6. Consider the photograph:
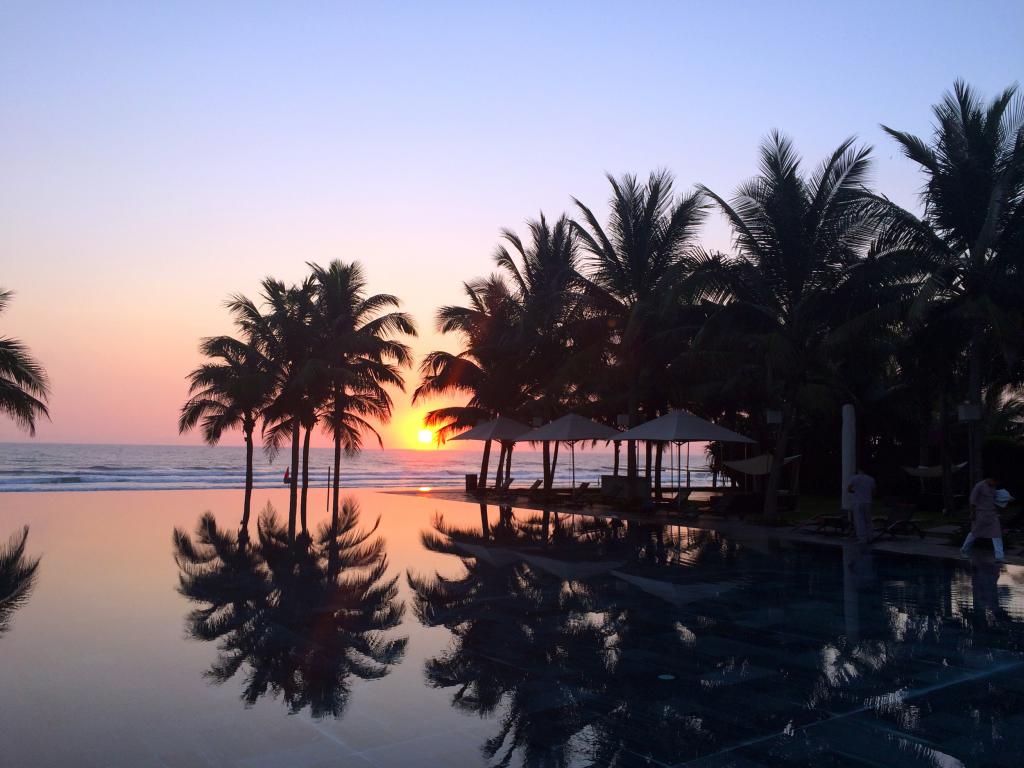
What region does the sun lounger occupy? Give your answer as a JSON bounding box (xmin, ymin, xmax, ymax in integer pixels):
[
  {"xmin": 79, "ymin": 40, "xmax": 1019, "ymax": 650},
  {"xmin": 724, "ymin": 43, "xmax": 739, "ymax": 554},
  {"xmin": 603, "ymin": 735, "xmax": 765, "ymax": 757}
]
[
  {"xmin": 564, "ymin": 482, "xmax": 591, "ymax": 508},
  {"xmin": 516, "ymin": 479, "xmax": 542, "ymax": 500},
  {"xmin": 796, "ymin": 513, "xmax": 849, "ymax": 535},
  {"xmin": 872, "ymin": 506, "xmax": 925, "ymax": 540},
  {"xmin": 494, "ymin": 477, "xmax": 515, "ymax": 499}
]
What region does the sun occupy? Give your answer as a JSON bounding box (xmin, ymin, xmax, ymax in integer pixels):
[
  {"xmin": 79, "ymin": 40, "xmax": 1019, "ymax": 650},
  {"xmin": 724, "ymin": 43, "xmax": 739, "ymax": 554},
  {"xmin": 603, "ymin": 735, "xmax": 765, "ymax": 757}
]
[{"xmin": 417, "ymin": 428, "xmax": 434, "ymax": 445}]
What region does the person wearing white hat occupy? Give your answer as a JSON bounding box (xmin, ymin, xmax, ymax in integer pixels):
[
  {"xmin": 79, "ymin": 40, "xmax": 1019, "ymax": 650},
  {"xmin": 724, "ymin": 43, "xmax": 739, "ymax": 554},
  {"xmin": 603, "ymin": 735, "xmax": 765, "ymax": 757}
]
[{"xmin": 961, "ymin": 476, "xmax": 1009, "ymax": 562}]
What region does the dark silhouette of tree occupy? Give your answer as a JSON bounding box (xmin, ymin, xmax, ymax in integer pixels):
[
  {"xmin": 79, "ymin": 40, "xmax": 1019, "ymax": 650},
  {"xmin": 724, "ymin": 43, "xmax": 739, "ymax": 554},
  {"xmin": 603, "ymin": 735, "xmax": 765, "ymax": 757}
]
[
  {"xmin": 698, "ymin": 133, "xmax": 883, "ymax": 516},
  {"xmin": 179, "ymin": 334, "xmax": 275, "ymax": 532},
  {"xmin": 308, "ymin": 260, "xmax": 416, "ymax": 525},
  {"xmin": 413, "ymin": 276, "xmax": 525, "ymax": 488},
  {"xmin": 572, "ymin": 171, "xmax": 709, "ymax": 479},
  {"xmin": 228, "ymin": 279, "xmax": 318, "ymax": 539},
  {"xmin": 875, "ymin": 81, "xmax": 1024, "ymax": 486},
  {"xmin": 0, "ymin": 288, "xmax": 49, "ymax": 436}
]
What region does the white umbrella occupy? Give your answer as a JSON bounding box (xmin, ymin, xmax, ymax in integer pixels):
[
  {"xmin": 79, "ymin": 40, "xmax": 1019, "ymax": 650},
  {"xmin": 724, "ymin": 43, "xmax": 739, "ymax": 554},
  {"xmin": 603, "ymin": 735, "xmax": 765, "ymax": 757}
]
[
  {"xmin": 449, "ymin": 416, "xmax": 531, "ymax": 442},
  {"xmin": 520, "ymin": 414, "xmax": 618, "ymax": 489},
  {"xmin": 451, "ymin": 418, "xmax": 530, "ymax": 491},
  {"xmin": 616, "ymin": 410, "xmax": 754, "ymax": 492},
  {"xmin": 616, "ymin": 410, "xmax": 754, "ymax": 444}
]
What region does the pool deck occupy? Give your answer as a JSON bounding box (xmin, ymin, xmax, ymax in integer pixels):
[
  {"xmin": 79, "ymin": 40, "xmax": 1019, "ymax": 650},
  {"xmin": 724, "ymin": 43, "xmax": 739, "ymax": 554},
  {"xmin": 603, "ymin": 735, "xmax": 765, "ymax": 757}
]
[{"xmin": 389, "ymin": 487, "xmax": 1024, "ymax": 567}]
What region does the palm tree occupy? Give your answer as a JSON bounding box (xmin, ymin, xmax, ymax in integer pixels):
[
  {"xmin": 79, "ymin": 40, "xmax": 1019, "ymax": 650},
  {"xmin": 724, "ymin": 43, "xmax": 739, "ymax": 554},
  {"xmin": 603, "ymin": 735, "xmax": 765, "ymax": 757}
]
[
  {"xmin": 0, "ymin": 289, "xmax": 50, "ymax": 436},
  {"xmin": 0, "ymin": 526, "xmax": 40, "ymax": 638},
  {"xmin": 572, "ymin": 171, "xmax": 708, "ymax": 479},
  {"xmin": 179, "ymin": 334, "xmax": 275, "ymax": 532},
  {"xmin": 698, "ymin": 132, "xmax": 882, "ymax": 517},
  {"xmin": 876, "ymin": 81, "xmax": 1024, "ymax": 485},
  {"xmin": 229, "ymin": 278, "xmax": 317, "ymax": 540},
  {"xmin": 308, "ymin": 260, "xmax": 416, "ymax": 525},
  {"xmin": 413, "ymin": 275, "xmax": 525, "ymax": 489},
  {"xmin": 493, "ymin": 213, "xmax": 586, "ymax": 489}
]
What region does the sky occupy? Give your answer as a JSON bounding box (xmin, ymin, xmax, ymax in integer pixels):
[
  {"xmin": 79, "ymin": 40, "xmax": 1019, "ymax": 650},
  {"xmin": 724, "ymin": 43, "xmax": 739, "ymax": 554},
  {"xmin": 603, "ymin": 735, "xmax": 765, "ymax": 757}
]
[{"xmin": 1, "ymin": 1, "xmax": 1022, "ymax": 449}]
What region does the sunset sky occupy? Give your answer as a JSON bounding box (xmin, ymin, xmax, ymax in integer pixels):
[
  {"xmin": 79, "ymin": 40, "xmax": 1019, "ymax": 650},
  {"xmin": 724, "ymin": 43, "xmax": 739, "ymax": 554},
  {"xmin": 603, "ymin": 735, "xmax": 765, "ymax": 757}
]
[{"xmin": 2, "ymin": 1, "xmax": 1021, "ymax": 449}]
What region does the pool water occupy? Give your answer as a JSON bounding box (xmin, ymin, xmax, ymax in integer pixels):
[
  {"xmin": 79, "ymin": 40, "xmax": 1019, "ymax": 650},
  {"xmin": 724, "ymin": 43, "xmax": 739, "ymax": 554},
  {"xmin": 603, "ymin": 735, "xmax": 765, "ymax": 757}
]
[{"xmin": 1, "ymin": 489, "xmax": 1022, "ymax": 767}]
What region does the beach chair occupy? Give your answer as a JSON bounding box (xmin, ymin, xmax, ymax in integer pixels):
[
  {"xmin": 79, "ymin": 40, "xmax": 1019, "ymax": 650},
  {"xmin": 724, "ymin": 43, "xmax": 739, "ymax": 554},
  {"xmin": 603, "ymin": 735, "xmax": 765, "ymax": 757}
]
[
  {"xmin": 796, "ymin": 513, "xmax": 849, "ymax": 535},
  {"xmin": 495, "ymin": 476, "xmax": 515, "ymax": 499},
  {"xmin": 872, "ymin": 506, "xmax": 925, "ymax": 540},
  {"xmin": 564, "ymin": 482, "xmax": 591, "ymax": 508},
  {"xmin": 517, "ymin": 479, "xmax": 542, "ymax": 501}
]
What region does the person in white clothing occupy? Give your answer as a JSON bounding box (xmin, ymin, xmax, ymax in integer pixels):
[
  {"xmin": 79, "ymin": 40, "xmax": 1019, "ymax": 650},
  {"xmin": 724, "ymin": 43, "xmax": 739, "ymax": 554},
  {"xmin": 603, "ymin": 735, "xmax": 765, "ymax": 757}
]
[
  {"xmin": 847, "ymin": 468, "xmax": 877, "ymax": 544},
  {"xmin": 961, "ymin": 477, "xmax": 1011, "ymax": 562}
]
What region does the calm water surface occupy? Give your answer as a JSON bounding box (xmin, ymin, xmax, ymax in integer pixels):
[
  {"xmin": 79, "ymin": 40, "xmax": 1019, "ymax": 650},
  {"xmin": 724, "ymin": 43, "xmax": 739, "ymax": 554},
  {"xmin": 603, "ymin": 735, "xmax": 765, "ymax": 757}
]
[{"xmin": 1, "ymin": 488, "xmax": 1022, "ymax": 767}]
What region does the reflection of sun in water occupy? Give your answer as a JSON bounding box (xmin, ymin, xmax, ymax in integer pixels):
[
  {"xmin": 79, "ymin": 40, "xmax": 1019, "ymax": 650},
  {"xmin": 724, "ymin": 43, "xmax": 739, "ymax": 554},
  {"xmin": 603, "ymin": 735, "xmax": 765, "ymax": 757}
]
[{"xmin": 417, "ymin": 428, "xmax": 433, "ymax": 445}]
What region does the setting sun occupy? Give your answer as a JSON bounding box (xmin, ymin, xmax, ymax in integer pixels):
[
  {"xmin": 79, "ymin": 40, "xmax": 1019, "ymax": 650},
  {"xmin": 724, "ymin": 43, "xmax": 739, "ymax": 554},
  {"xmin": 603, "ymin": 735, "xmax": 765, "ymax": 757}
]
[{"xmin": 417, "ymin": 428, "xmax": 433, "ymax": 445}]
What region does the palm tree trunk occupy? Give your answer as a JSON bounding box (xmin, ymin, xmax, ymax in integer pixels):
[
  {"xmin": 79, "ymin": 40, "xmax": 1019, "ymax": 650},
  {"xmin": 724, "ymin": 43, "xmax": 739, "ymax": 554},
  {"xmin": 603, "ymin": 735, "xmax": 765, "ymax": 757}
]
[
  {"xmin": 327, "ymin": 493, "xmax": 339, "ymax": 577},
  {"xmin": 543, "ymin": 441, "xmax": 552, "ymax": 490},
  {"xmin": 241, "ymin": 426, "xmax": 255, "ymax": 532},
  {"xmin": 300, "ymin": 425, "xmax": 312, "ymax": 534},
  {"xmin": 968, "ymin": 324, "xmax": 984, "ymax": 487},
  {"xmin": 288, "ymin": 418, "xmax": 300, "ymax": 541},
  {"xmin": 645, "ymin": 442, "xmax": 653, "ymax": 483},
  {"xmin": 613, "ymin": 441, "xmax": 620, "ymax": 476},
  {"xmin": 626, "ymin": 388, "xmax": 639, "ymax": 479},
  {"xmin": 551, "ymin": 442, "xmax": 559, "ymax": 487},
  {"xmin": 939, "ymin": 389, "xmax": 955, "ymax": 514},
  {"xmin": 504, "ymin": 443, "xmax": 513, "ymax": 485},
  {"xmin": 332, "ymin": 433, "xmax": 342, "ymax": 519},
  {"xmin": 495, "ymin": 442, "xmax": 506, "ymax": 488},
  {"xmin": 479, "ymin": 439, "xmax": 492, "ymax": 492},
  {"xmin": 654, "ymin": 443, "xmax": 663, "ymax": 500},
  {"xmin": 763, "ymin": 403, "xmax": 795, "ymax": 519}
]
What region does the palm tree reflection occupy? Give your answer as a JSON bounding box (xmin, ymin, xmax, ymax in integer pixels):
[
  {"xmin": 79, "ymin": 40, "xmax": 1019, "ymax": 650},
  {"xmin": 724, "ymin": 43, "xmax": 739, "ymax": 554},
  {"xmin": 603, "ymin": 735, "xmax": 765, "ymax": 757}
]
[
  {"xmin": 173, "ymin": 499, "xmax": 406, "ymax": 718},
  {"xmin": 411, "ymin": 505, "xmax": 1024, "ymax": 765},
  {"xmin": 409, "ymin": 509, "xmax": 614, "ymax": 767},
  {"xmin": 0, "ymin": 525, "xmax": 40, "ymax": 638}
]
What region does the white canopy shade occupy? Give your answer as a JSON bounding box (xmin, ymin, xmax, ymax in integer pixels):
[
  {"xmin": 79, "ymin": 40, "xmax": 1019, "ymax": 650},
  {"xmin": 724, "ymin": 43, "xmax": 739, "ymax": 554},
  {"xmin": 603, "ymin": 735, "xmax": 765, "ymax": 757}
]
[
  {"xmin": 519, "ymin": 414, "xmax": 618, "ymax": 443},
  {"xmin": 723, "ymin": 454, "xmax": 801, "ymax": 476},
  {"xmin": 518, "ymin": 414, "xmax": 617, "ymax": 490},
  {"xmin": 902, "ymin": 462, "xmax": 968, "ymax": 479},
  {"xmin": 615, "ymin": 409, "xmax": 754, "ymax": 444},
  {"xmin": 450, "ymin": 416, "xmax": 531, "ymax": 442}
]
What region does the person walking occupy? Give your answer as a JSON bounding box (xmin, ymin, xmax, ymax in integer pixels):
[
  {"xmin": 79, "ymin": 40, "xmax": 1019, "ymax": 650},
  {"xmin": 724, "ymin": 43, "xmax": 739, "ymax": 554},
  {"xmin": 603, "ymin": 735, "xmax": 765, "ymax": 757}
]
[
  {"xmin": 848, "ymin": 467, "xmax": 876, "ymax": 545},
  {"xmin": 961, "ymin": 476, "xmax": 1005, "ymax": 562}
]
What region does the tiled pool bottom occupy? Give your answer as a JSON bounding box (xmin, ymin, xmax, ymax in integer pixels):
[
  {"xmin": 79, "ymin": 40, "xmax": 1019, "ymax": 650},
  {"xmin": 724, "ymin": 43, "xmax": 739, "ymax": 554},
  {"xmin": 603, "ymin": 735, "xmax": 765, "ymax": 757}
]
[{"xmin": 1, "ymin": 490, "xmax": 1022, "ymax": 767}]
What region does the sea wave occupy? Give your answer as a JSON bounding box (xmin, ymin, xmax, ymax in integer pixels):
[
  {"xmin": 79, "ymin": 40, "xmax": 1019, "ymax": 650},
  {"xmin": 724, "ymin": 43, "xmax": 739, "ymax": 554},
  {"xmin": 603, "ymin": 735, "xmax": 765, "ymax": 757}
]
[{"xmin": 0, "ymin": 442, "xmax": 712, "ymax": 492}]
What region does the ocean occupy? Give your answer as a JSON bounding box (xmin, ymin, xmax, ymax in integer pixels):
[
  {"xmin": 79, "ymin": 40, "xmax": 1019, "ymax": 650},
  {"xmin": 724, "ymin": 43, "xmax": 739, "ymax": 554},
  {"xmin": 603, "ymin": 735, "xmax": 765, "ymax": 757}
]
[{"xmin": 0, "ymin": 442, "xmax": 712, "ymax": 492}]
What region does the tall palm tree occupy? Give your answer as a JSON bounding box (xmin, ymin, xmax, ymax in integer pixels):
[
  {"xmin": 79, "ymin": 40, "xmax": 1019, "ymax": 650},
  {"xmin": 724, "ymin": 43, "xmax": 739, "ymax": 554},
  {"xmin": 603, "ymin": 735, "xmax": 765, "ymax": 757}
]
[
  {"xmin": 493, "ymin": 213, "xmax": 586, "ymax": 489},
  {"xmin": 229, "ymin": 278, "xmax": 317, "ymax": 541},
  {"xmin": 0, "ymin": 289, "xmax": 50, "ymax": 436},
  {"xmin": 572, "ymin": 171, "xmax": 708, "ymax": 478},
  {"xmin": 413, "ymin": 275, "xmax": 525, "ymax": 489},
  {"xmin": 876, "ymin": 81, "xmax": 1024, "ymax": 485},
  {"xmin": 308, "ymin": 260, "xmax": 416, "ymax": 525},
  {"xmin": 0, "ymin": 525, "xmax": 40, "ymax": 638},
  {"xmin": 698, "ymin": 132, "xmax": 882, "ymax": 517},
  {"xmin": 179, "ymin": 333, "xmax": 275, "ymax": 532}
]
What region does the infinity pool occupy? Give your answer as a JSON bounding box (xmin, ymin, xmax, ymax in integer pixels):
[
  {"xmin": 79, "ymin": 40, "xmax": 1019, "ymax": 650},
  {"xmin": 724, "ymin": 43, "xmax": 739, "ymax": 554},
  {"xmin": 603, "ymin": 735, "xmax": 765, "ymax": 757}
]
[{"xmin": 1, "ymin": 489, "xmax": 1021, "ymax": 766}]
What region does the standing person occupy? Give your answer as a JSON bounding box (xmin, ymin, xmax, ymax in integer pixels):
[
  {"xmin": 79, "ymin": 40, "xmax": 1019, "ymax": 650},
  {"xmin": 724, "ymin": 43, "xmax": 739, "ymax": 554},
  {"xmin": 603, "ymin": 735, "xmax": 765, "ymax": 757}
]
[
  {"xmin": 848, "ymin": 467, "xmax": 877, "ymax": 545},
  {"xmin": 961, "ymin": 476, "xmax": 1005, "ymax": 562}
]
